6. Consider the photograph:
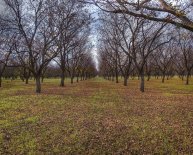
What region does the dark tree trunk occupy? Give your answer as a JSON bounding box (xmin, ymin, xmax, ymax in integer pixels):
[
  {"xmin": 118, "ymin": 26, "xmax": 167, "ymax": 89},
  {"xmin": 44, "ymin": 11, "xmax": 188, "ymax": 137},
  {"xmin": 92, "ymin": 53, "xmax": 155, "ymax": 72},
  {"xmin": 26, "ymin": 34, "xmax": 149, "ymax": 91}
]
[
  {"xmin": 60, "ymin": 71, "xmax": 65, "ymax": 87},
  {"xmin": 186, "ymin": 73, "xmax": 190, "ymax": 85},
  {"xmin": 140, "ymin": 70, "xmax": 145, "ymax": 92},
  {"xmin": 25, "ymin": 78, "xmax": 29, "ymax": 84},
  {"xmin": 41, "ymin": 76, "xmax": 44, "ymax": 83},
  {"xmin": 0, "ymin": 75, "xmax": 2, "ymax": 87},
  {"xmin": 162, "ymin": 74, "xmax": 165, "ymax": 83},
  {"xmin": 124, "ymin": 76, "xmax": 128, "ymax": 86},
  {"xmin": 167, "ymin": 76, "xmax": 169, "ymax": 80},
  {"xmin": 77, "ymin": 76, "xmax": 79, "ymax": 83},
  {"xmin": 35, "ymin": 76, "xmax": 41, "ymax": 93},
  {"xmin": 116, "ymin": 73, "xmax": 119, "ymax": 83},
  {"xmin": 147, "ymin": 75, "xmax": 151, "ymax": 81},
  {"xmin": 71, "ymin": 77, "xmax": 74, "ymax": 84}
]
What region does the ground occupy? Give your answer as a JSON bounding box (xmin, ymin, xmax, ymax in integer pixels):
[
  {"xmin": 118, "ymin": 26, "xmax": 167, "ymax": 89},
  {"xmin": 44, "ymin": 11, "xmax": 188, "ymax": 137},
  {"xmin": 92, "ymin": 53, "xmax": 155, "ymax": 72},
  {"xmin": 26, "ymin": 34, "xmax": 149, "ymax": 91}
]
[{"xmin": 0, "ymin": 77, "xmax": 193, "ymax": 154}]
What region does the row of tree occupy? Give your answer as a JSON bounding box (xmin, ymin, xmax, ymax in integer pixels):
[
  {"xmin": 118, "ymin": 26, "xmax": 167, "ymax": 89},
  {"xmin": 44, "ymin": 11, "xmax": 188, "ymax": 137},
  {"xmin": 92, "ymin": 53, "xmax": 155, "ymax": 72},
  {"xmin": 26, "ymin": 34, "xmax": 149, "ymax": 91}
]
[
  {"xmin": 97, "ymin": 12, "xmax": 193, "ymax": 92},
  {"xmin": 0, "ymin": 0, "xmax": 97, "ymax": 93}
]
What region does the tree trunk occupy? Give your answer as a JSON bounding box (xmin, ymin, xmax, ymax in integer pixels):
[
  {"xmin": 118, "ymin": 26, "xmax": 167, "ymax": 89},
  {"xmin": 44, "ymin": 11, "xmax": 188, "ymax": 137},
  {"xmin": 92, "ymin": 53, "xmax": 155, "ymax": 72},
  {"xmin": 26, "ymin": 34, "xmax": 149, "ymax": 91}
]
[
  {"xmin": 140, "ymin": 71, "xmax": 145, "ymax": 92},
  {"xmin": 60, "ymin": 71, "xmax": 65, "ymax": 87},
  {"xmin": 162, "ymin": 75, "xmax": 165, "ymax": 83},
  {"xmin": 41, "ymin": 76, "xmax": 44, "ymax": 83},
  {"xmin": 81, "ymin": 73, "xmax": 84, "ymax": 81},
  {"xmin": 112, "ymin": 76, "xmax": 114, "ymax": 81},
  {"xmin": 116, "ymin": 73, "xmax": 119, "ymax": 83},
  {"xmin": 147, "ymin": 75, "xmax": 151, "ymax": 81},
  {"xmin": 124, "ymin": 76, "xmax": 128, "ymax": 86},
  {"xmin": 77, "ymin": 76, "xmax": 79, "ymax": 83},
  {"xmin": 25, "ymin": 78, "xmax": 29, "ymax": 84},
  {"xmin": 186, "ymin": 73, "xmax": 190, "ymax": 85},
  {"xmin": 35, "ymin": 76, "xmax": 41, "ymax": 93},
  {"xmin": 71, "ymin": 77, "xmax": 74, "ymax": 84},
  {"xmin": 0, "ymin": 76, "xmax": 2, "ymax": 87}
]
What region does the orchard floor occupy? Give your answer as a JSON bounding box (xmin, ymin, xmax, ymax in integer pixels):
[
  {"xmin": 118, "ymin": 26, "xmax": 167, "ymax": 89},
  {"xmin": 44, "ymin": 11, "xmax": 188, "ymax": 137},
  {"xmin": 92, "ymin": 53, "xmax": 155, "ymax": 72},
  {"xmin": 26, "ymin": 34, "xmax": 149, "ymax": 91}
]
[{"xmin": 0, "ymin": 77, "xmax": 193, "ymax": 154}]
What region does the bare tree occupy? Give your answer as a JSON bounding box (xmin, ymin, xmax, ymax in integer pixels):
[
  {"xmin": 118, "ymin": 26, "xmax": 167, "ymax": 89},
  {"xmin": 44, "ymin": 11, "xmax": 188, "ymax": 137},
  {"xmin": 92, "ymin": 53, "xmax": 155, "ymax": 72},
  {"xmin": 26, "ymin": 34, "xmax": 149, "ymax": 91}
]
[
  {"xmin": 66, "ymin": 30, "xmax": 92, "ymax": 84},
  {"xmin": 89, "ymin": 0, "xmax": 193, "ymax": 32},
  {"xmin": 153, "ymin": 42, "xmax": 174, "ymax": 83},
  {"xmin": 178, "ymin": 31, "xmax": 193, "ymax": 85},
  {"xmin": 3, "ymin": 0, "xmax": 60, "ymax": 93},
  {"xmin": 0, "ymin": 30, "xmax": 15, "ymax": 87},
  {"xmin": 53, "ymin": 0, "xmax": 92, "ymax": 86}
]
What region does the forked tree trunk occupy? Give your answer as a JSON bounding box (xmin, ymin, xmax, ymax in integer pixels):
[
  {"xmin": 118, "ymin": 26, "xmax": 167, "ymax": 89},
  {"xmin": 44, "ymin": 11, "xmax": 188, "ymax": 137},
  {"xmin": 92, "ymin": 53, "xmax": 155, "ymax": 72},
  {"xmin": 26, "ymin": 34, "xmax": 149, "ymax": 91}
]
[{"xmin": 35, "ymin": 76, "xmax": 41, "ymax": 93}]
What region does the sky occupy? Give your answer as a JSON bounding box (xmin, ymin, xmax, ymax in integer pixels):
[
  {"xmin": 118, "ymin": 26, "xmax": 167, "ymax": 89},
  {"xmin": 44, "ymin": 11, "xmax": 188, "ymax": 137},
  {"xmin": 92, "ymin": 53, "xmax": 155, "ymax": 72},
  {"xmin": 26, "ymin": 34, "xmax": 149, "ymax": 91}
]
[
  {"xmin": 0, "ymin": 0, "xmax": 4, "ymax": 12},
  {"xmin": 87, "ymin": 5, "xmax": 100, "ymax": 71}
]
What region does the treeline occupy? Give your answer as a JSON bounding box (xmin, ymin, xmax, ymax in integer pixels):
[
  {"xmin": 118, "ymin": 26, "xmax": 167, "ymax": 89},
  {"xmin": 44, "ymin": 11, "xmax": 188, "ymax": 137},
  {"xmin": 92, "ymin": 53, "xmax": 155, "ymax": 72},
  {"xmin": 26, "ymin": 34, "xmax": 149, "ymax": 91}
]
[
  {"xmin": 1, "ymin": 65, "xmax": 95, "ymax": 81},
  {"xmin": 0, "ymin": 0, "xmax": 97, "ymax": 93},
  {"xmin": 98, "ymin": 13, "xmax": 193, "ymax": 92}
]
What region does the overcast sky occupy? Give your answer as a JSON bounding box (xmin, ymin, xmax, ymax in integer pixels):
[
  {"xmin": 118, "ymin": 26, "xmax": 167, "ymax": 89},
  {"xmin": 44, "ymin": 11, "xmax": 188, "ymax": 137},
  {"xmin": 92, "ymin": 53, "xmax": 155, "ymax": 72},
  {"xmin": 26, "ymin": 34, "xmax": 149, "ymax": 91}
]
[
  {"xmin": 87, "ymin": 5, "xmax": 100, "ymax": 71},
  {"xmin": 0, "ymin": 0, "xmax": 6, "ymax": 13}
]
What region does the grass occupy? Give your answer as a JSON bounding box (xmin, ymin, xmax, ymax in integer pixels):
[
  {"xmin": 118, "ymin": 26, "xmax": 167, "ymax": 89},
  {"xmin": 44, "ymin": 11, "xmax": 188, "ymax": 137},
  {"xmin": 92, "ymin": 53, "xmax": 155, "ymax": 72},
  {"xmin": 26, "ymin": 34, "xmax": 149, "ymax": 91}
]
[{"xmin": 0, "ymin": 77, "xmax": 193, "ymax": 154}]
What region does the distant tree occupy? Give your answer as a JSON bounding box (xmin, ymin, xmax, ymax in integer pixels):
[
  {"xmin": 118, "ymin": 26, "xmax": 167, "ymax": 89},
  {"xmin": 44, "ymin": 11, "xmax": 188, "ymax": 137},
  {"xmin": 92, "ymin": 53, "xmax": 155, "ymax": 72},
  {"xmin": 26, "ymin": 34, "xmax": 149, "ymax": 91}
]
[
  {"xmin": 178, "ymin": 31, "xmax": 193, "ymax": 85},
  {"xmin": 53, "ymin": 0, "xmax": 92, "ymax": 86},
  {"xmin": 0, "ymin": 30, "xmax": 15, "ymax": 87},
  {"xmin": 153, "ymin": 42, "xmax": 174, "ymax": 83}
]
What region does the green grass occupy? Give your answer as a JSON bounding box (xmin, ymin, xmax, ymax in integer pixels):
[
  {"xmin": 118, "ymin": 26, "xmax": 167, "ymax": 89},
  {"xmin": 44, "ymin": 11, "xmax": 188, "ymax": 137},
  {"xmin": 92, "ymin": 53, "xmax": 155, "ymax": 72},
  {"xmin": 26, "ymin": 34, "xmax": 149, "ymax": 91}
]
[{"xmin": 0, "ymin": 77, "xmax": 193, "ymax": 154}]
